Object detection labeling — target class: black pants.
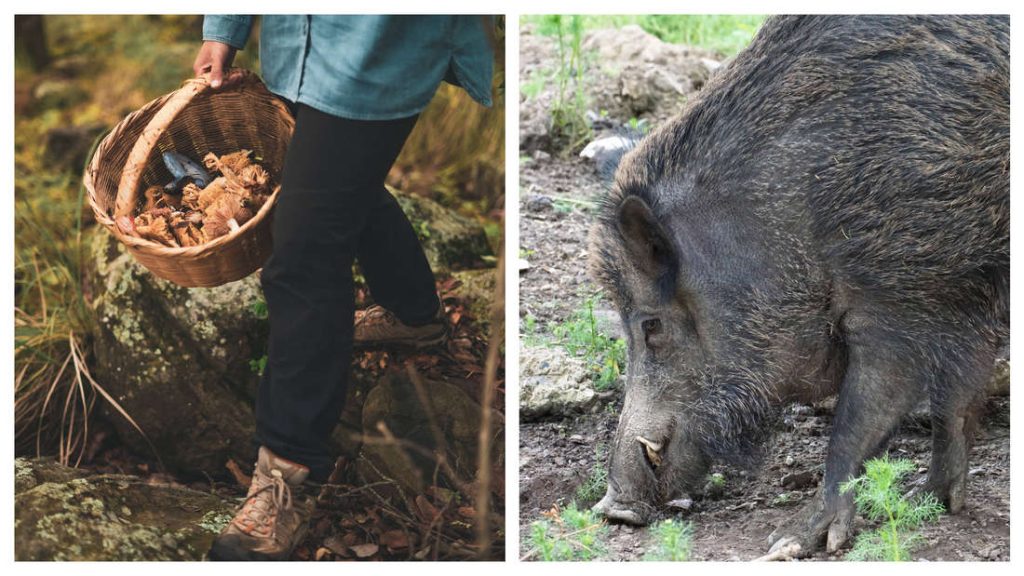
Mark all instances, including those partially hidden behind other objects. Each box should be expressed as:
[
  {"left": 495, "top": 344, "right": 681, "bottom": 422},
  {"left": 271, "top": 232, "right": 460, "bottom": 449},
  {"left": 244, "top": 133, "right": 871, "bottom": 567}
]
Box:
[{"left": 255, "top": 104, "right": 439, "bottom": 481}]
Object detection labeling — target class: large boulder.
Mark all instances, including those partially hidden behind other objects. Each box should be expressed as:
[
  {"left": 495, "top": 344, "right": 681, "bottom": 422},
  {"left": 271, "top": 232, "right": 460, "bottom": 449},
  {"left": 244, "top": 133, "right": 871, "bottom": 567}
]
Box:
[
  {"left": 15, "top": 458, "right": 235, "bottom": 561},
  {"left": 356, "top": 371, "right": 504, "bottom": 497},
  {"left": 87, "top": 188, "right": 495, "bottom": 477},
  {"left": 89, "top": 230, "right": 264, "bottom": 475}
]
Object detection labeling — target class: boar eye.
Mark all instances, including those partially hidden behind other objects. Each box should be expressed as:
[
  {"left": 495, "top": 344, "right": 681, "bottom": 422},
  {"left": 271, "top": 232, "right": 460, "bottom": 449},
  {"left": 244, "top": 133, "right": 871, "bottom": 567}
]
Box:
[{"left": 642, "top": 318, "right": 663, "bottom": 347}]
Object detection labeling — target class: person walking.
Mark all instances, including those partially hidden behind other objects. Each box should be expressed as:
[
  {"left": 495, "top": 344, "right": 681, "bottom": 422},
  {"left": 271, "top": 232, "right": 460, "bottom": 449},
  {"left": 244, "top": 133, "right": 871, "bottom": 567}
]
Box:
[{"left": 192, "top": 15, "right": 495, "bottom": 561}]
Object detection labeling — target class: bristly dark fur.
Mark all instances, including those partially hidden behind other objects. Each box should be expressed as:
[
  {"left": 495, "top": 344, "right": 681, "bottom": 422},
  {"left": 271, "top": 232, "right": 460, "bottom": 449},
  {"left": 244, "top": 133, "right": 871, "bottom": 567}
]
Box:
[{"left": 589, "top": 15, "right": 1008, "bottom": 507}]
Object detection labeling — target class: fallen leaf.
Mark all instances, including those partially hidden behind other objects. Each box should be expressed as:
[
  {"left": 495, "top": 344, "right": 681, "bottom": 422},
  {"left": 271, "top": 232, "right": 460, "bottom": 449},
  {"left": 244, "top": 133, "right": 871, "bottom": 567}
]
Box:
[
  {"left": 315, "top": 547, "right": 331, "bottom": 561},
  {"left": 415, "top": 495, "right": 441, "bottom": 523},
  {"left": 350, "top": 543, "right": 379, "bottom": 558},
  {"left": 224, "top": 459, "right": 252, "bottom": 488},
  {"left": 380, "top": 529, "right": 409, "bottom": 550},
  {"left": 323, "top": 535, "right": 350, "bottom": 557}
]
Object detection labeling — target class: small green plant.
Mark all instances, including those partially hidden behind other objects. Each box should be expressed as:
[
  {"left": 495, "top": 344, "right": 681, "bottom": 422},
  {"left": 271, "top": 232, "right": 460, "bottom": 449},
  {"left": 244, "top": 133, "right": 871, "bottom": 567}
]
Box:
[
  {"left": 840, "top": 455, "right": 945, "bottom": 561},
  {"left": 771, "top": 491, "right": 799, "bottom": 507},
  {"left": 574, "top": 445, "right": 608, "bottom": 504},
  {"left": 529, "top": 502, "right": 608, "bottom": 561},
  {"left": 249, "top": 355, "right": 268, "bottom": 377},
  {"left": 522, "top": 314, "right": 543, "bottom": 347},
  {"left": 552, "top": 198, "right": 577, "bottom": 213},
  {"left": 526, "top": 15, "right": 766, "bottom": 58},
  {"left": 250, "top": 299, "right": 268, "bottom": 320},
  {"left": 702, "top": 472, "right": 727, "bottom": 499},
  {"left": 644, "top": 518, "right": 693, "bottom": 561},
  {"left": 552, "top": 296, "right": 626, "bottom": 390},
  {"left": 595, "top": 338, "right": 626, "bottom": 391},
  {"left": 543, "top": 15, "right": 591, "bottom": 153}
]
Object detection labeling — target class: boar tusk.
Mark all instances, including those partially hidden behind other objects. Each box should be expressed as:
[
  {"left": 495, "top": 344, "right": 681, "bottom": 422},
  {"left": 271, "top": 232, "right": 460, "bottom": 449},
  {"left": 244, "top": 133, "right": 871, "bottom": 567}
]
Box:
[{"left": 636, "top": 436, "right": 664, "bottom": 467}]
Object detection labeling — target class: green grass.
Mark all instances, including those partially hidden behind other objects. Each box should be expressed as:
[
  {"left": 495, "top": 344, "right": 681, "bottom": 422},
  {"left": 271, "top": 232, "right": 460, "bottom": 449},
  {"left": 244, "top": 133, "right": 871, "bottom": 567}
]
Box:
[
  {"left": 551, "top": 296, "right": 626, "bottom": 391},
  {"left": 534, "top": 15, "right": 591, "bottom": 154},
  {"left": 529, "top": 502, "right": 608, "bottom": 561},
  {"left": 573, "top": 445, "right": 608, "bottom": 504},
  {"left": 840, "top": 455, "right": 945, "bottom": 561},
  {"left": 525, "top": 14, "right": 766, "bottom": 58},
  {"left": 644, "top": 518, "right": 693, "bottom": 561}
]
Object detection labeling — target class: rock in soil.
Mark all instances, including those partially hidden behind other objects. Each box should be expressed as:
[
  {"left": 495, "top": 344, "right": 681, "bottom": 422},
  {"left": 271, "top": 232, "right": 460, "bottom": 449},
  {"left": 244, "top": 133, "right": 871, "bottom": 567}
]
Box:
[
  {"left": 15, "top": 458, "right": 236, "bottom": 561},
  {"left": 520, "top": 346, "right": 598, "bottom": 420},
  {"left": 357, "top": 371, "right": 503, "bottom": 498}
]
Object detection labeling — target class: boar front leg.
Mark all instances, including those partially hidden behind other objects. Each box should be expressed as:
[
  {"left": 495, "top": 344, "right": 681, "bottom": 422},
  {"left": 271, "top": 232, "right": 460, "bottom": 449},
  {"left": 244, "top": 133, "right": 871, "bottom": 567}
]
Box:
[{"left": 767, "top": 311, "right": 926, "bottom": 555}]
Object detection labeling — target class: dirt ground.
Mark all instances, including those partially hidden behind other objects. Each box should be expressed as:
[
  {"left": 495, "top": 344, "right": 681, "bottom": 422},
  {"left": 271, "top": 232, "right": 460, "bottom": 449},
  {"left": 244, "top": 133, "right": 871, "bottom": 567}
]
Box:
[
  {"left": 517, "top": 25, "right": 1010, "bottom": 562},
  {"left": 519, "top": 396, "right": 1010, "bottom": 561}
]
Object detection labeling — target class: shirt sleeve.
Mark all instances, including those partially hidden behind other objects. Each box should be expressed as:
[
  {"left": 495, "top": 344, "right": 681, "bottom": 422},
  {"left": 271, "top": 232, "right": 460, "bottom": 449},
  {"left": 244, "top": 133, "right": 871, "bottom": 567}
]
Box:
[{"left": 202, "top": 15, "right": 254, "bottom": 50}]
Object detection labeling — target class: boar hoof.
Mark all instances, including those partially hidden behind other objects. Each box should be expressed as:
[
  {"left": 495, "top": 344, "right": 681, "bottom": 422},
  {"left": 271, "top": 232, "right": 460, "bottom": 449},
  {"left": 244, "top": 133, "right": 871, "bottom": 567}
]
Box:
[
  {"left": 907, "top": 472, "right": 967, "bottom": 514},
  {"left": 767, "top": 493, "right": 855, "bottom": 555}
]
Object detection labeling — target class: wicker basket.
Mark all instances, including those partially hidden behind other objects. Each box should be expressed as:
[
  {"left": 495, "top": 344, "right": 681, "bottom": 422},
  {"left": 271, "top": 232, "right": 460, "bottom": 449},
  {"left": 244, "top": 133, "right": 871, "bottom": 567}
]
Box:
[{"left": 84, "top": 69, "right": 294, "bottom": 287}]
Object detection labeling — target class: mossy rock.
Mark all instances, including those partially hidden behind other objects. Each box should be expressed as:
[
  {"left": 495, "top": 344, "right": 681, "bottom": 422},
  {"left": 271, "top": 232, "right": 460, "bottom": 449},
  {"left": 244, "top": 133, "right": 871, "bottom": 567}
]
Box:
[
  {"left": 15, "top": 457, "right": 90, "bottom": 494},
  {"left": 390, "top": 186, "right": 493, "bottom": 272},
  {"left": 451, "top": 268, "right": 497, "bottom": 328},
  {"left": 356, "top": 371, "right": 504, "bottom": 497},
  {"left": 88, "top": 231, "right": 264, "bottom": 475},
  {"left": 14, "top": 459, "right": 236, "bottom": 561}
]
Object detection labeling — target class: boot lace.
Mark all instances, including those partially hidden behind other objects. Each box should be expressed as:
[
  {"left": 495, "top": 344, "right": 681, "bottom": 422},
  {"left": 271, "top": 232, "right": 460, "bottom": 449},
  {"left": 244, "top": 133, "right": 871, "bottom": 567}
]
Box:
[{"left": 235, "top": 469, "right": 294, "bottom": 538}]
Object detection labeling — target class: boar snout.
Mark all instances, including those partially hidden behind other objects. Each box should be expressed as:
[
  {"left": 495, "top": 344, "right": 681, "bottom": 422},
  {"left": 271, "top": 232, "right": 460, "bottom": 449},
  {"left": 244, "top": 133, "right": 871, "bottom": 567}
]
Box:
[{"left": 592, "top": 482, "right": 653, "bottom": 525}]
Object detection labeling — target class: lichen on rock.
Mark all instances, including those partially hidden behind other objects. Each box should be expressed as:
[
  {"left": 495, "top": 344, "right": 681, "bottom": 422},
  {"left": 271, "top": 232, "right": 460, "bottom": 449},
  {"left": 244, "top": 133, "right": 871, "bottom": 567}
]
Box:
[{"left": 14, "top": 459, "right": 236, "bottom": 561}]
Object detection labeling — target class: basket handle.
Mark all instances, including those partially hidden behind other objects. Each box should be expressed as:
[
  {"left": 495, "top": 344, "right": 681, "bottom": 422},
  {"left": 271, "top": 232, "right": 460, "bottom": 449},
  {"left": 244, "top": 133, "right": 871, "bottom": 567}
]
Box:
[{"left": 112, "top": 68, "right": 252, "bottom": 219}]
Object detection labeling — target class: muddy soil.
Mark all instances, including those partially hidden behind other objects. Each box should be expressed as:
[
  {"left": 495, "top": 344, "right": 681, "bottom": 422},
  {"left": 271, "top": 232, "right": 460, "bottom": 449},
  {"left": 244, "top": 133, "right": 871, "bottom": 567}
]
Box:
[
  {"left": 518, "top": 25, "right": 1010, "bottom": 562},
  {"left": 520, "top": 396, "right": 1010, "bottom": 561}
]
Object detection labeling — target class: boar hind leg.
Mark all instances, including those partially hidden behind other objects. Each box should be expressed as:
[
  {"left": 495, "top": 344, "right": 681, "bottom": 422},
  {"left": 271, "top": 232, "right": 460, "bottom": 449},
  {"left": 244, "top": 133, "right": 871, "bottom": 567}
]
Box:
[
  {"left": 769, "top": 316, "right": 925, "bottom": 555},
  {"left": 921, "top": 343, "right": 994, "bottom": 514}
]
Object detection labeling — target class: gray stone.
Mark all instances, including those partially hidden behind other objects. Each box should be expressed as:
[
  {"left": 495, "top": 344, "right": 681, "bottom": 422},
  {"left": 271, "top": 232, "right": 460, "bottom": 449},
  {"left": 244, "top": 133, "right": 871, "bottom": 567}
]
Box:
[
  {"left": 14, "top": 458, "right": 236, "bottom": 561},
  {"left": 582, "top": 26, "right": 718, "bottom": 121},
  {"left": 520, "top": 346, "right": 597, "bottom": 420}
]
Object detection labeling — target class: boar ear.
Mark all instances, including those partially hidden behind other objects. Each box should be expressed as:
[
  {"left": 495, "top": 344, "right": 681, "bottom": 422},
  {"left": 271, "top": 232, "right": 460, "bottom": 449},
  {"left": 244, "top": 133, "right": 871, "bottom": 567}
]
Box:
[{"left": 617, "top": 196, "right": 677, "bottom": 279}]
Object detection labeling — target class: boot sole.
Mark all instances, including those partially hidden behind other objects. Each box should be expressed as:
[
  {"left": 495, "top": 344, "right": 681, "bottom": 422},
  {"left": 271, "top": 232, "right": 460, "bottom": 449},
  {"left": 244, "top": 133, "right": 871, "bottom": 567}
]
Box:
[{"left": 207, "top": 524, "right": 309, "bottom": 561}]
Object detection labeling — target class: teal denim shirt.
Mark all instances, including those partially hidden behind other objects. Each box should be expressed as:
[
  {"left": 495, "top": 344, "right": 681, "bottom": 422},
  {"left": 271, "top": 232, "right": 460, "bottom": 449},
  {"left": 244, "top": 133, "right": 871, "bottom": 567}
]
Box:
[{"left": 203, "top": 15, "right": 494, "bottom": 120}]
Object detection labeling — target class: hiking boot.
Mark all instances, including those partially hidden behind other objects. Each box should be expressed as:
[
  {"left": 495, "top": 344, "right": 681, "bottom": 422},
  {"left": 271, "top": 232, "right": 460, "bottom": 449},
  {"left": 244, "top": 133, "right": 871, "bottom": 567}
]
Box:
[
  {"left": 353, "top": 304, "right": 446, "bottom": 348},
  {"left": 208, "top": 447, "right": 318, "bottom": 561}
]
